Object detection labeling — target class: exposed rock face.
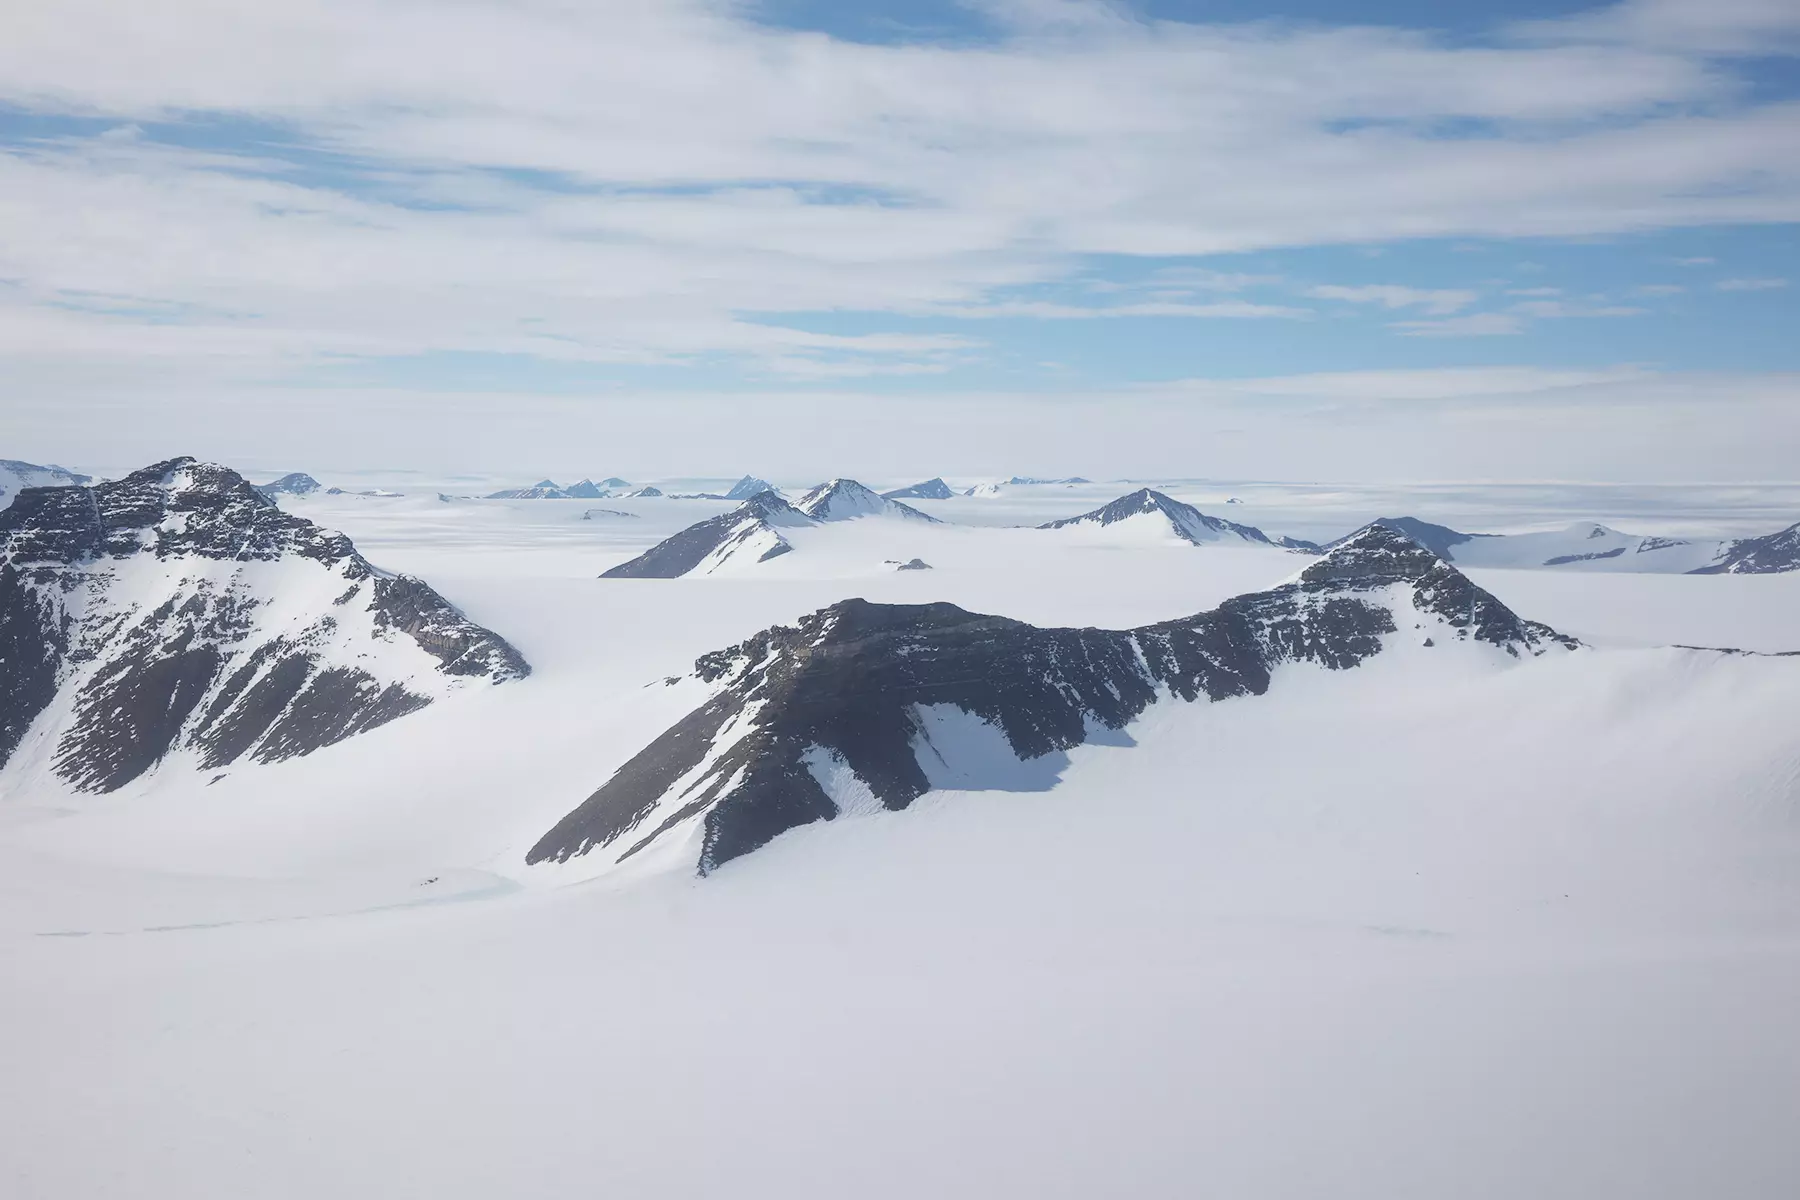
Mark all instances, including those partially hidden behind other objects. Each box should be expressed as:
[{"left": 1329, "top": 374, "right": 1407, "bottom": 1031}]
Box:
[
  {"left": 1691, "top": 522, "right": 1800, "bottom": 575},
  {"left": 725, "top": 475, "right": 776, "bottom": 500},
  {"left": 1040, "top": 488, "right": 1283, "bottom": 546},
  {"left": 1325, "top": 516, "right": 1485, "bottom": 561},
  {"left": 882, "top": 478, "right": 955, "bottom": 501},
  {"left": 254, "top": 472, "right": 322, "bottom": 498},
  {"left": 797, "top": 479, "right": 939, "bottom": 523},
  {"left": 531, "top": 526, "right": 1575, "bottom": 876},
  {"left": 0, "top": 458, "right": 528, "bottom": 793},
  {"left": 601, "top": 491, "right": 816, "bottom": 579}
]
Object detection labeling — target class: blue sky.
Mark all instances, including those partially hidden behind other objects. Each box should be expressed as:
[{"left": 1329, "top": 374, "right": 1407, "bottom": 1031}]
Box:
[{"left": 1, "top": 1, "right": 1797, "bottom": 477}]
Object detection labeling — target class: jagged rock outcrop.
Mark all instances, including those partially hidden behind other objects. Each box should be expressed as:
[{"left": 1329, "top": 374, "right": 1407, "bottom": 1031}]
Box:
[
  {"left": 531, "top": 526, "right": 1575, "bottom": 876},
  {"left": 601, "top": 491, "right": 816, "bottom": 579},
  {"left": 0, "top": 458, "right": 528, "bottom": 792}
]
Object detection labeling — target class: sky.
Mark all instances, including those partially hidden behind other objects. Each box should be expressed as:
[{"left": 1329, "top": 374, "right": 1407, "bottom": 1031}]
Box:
[{"left": 2, "top": 0, "right": 1798, "bottom": 481}]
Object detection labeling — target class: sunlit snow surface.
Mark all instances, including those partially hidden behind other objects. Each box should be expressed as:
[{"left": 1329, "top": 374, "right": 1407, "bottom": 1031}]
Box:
[{"left": 3, "top": 478, "right": 1798, "bottom": 1199}]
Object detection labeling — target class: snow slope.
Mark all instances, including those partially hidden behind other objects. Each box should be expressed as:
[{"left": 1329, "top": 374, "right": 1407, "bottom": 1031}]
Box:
[
  {"left": 3, "top": 475, "right": 1799, "bottom": 1200},
  {"left": 0, "top": 458, "right": 90, "bottom": 509}
]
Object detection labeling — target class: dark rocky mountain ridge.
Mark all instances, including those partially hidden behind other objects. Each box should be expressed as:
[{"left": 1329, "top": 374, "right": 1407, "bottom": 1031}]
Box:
[
  {"left": 0, "top": 458, "right": 528, "bottom": 792},
  {"left": 531, "top": 526, "right": 1575, "bottom": 876}
]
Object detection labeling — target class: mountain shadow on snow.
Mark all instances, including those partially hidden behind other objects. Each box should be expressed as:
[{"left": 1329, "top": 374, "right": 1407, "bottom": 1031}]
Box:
[{"left": 531, "top": 525, "right": 1576, "bottom": 877}]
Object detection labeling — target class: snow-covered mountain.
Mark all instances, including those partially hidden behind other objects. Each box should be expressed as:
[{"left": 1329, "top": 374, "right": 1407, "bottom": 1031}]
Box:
[
  {"left": 562, "top": 479, "right": 607, "bottom": 499},
  {"left": 623, "top": 486, "right": 663, "bottom": 498},
  {"left": 530, "top": 526, "right": 1576, "bottom": 877},
  {"left": 486, "top": 479, "right": 569, "bottom": 499},
  {"left": 1007, "top": 475, "right": 1090, "bottom": 485},
  {"left": 797, "top": 478, "right": 939, "bottom": 523},
  {"left": 882, "top": 478, "right": 955, "bottom": 500},
  {"left": 1324, "top": 516, "right": 1488, "bottom": 561},
  {"left": 0, "top": 458, "right": 528, "bottom": 794},
  {"left": 1, "top": 459, "right": 90, "bottom": 510},
  {"left": 1040, "top": 488, "right": 1290, "bottom": 547},
  {"left": 1326, "top": 515, "right": 1800, "bottom": 574},
  {"left": 725, "top": 475, "right": 776, "bottom": 500},
  {"left": 255, "top": 472, "right": 322, "bottom": 498},
  {"left": 600, "top": 490, "right": 816, "bottom": 578},
  {"left": 1693, "top": 521, "right": 1800, "bottom": 574}
]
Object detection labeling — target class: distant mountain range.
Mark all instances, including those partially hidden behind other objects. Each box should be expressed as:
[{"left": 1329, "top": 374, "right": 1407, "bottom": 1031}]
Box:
[
  {"left": 1, "top": 459, "right": 91, "bottom": 510},
  {"left": 531, "top": 525, "right": 1576, "bottom": 876},
  {"left": 1327, "top": 516, "right": 1800, "bottom": 575},
  {"left": 0, "top": 458, "right": 528, "bottom": 793},
  {"left": 602, "top": 479, "right": 938, "bottom": 579}
]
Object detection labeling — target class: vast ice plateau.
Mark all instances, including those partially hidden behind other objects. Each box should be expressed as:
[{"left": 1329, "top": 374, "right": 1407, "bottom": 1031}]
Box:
[{"left": 2, "top": 465, "right": 1798, "bottom": 1200}]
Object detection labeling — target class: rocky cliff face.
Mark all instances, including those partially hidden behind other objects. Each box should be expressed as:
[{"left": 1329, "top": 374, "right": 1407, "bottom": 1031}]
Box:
[
  {"left": 0, "top": 458, "right": 528, "bottom": 793},
  {"left": 531, "top": 526, "right": 1575, "bottom": 876}
]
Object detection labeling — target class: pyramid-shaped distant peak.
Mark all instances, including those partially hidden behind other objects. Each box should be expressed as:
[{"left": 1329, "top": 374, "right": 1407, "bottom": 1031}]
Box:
[
  {"left": 798, "top": 478, "right": 939, "bottom": 523},
  {"left": 1040, "top": 488, "right": 1272, "bottom": 546},
  {"left": 725, "top": 475, "right": 776, "bottom": 500}
]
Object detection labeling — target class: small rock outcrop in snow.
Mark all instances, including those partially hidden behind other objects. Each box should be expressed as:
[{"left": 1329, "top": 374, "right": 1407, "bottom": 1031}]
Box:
[
  {"left": 1040, "top": 488, "right": 1284, "bottom": 546},
  {"left": 886, "top": 558, "right": 932, "bottom": 571},
  {"left": 529, "top": 526, "right": 1576, "bottom": 877},
  {"left": 882, "top": 478, "right": 955, "bottom": 501},
  {"left": 0, "top": 458, "right": 528, "bottom": 793},
  {"left": 797, "top": 479, "right": 939, "bottom": 523},
  {"left": 254, "top": 472, "right": 323, "bottom": 498},
  {"left": 600, "top": 491, "right": 816, "bottom": 578}
]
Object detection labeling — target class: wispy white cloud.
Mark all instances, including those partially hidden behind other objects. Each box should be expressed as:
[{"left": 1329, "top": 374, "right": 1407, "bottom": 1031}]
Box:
[
  {"left": 1392, "top": 313, "right": 1526, "bottom": 337},
  {"left": 1509, "top": 300, "right": 1648, "bottom": 318},
  {"left": 1715, "top": 277, "right": 1789, "bottom": 291},
  {"left": 1307, "top": 284, "right": 1479, "bottom": 316},
  {"left": 0, "top": 0, "right": 1795, "bottom": 381}
]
